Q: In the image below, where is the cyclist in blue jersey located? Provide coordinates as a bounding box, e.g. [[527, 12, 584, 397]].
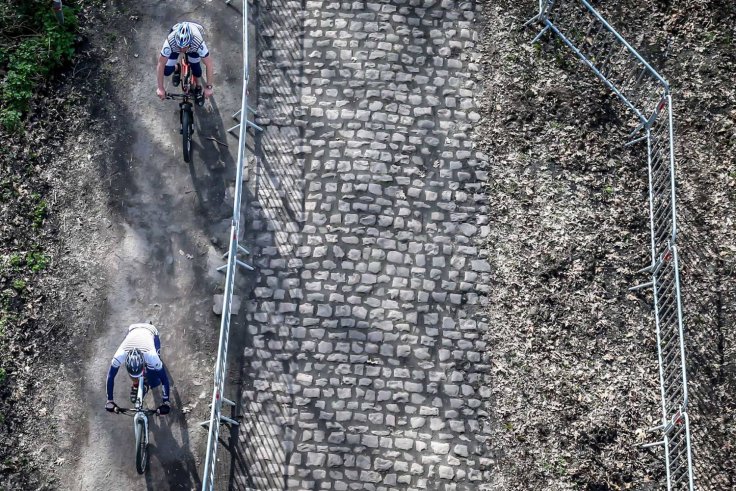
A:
[[156, 21, 215, 101], [105, 323, 171, 415]]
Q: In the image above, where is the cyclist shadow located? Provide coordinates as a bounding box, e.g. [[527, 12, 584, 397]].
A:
[[144, 380, 201, 490], [184, 96, 238, 222]]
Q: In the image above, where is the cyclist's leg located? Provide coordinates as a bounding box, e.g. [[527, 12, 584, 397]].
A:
[[146, 372, 162, 402], [187, 53, 203, 78], [163, 51, 180, 77]]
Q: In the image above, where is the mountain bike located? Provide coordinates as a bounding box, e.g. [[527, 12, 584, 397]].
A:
[[112, 375, 160, 474], [165, 56, 204, 163]]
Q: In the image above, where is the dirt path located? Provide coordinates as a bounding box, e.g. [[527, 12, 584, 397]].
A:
[[56, 2, 248, 489]]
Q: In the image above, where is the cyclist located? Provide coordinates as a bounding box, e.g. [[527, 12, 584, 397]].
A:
[[156, 21, 214, 102], [105, 323, 171, 415]]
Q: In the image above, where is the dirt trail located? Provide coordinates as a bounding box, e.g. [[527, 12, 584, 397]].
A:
[[56, 1, 248, 489]]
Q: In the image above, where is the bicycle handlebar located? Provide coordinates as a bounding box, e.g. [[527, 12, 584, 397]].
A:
[[114, 407, 161, 416], [165, 92, 189, 100]]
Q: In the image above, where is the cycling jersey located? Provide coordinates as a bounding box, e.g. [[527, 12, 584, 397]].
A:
[[110, 323, 162, 370], [160, 22, 209, 59], [106, 323, 170, 402]]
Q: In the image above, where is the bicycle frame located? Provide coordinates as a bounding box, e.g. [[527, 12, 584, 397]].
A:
[[180, 55, 198, 95], [165, 54, 199, 163], [165, 55, 198, 104]]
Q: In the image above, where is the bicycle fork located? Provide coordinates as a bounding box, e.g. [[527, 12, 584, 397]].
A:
[[134, 412, 149, 446]]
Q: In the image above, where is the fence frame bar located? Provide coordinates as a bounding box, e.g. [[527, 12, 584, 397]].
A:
[[527, 2, 694, 489], [200, 0, 259, 489]]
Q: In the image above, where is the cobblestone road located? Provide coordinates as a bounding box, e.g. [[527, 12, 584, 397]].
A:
[[234, 0, 492, 488]]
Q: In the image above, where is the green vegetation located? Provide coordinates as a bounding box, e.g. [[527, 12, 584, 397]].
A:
[[31, 195, 47, 228], [3, 250, 49, 274], [0, 1, 79, 132], [8, 254, 23, 268], [26, 251, 49, 272]]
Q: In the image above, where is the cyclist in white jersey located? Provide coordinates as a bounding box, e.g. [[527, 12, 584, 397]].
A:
[[105, 323, 171, 415], [156, 21, 215, 101]]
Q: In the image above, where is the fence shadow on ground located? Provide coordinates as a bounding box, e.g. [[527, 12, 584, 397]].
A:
[[677, 216, 736, 490]]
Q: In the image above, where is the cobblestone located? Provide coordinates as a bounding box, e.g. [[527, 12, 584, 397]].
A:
[[239, 0, 491, 487]]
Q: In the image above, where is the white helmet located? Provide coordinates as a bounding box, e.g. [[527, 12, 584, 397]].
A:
[[173, 23, 192, 49]]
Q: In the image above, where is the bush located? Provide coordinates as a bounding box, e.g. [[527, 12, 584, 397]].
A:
[[0, 3, 79, 132]]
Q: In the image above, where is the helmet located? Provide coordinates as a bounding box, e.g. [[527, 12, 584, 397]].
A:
[[173, 23, 192, 49], [125, 348, 145, 377]]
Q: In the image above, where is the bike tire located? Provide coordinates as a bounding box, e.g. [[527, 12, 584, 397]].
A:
[[135, 419, 147, 475], [182, 109, 193, 163]]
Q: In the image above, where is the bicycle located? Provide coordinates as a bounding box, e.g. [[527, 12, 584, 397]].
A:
[[111, 375, 162, 474], [165, 55, 204, 163]]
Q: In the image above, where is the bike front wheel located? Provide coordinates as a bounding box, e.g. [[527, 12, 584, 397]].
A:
[[135, 419, 148, 474], [182, 109, 193, 163]]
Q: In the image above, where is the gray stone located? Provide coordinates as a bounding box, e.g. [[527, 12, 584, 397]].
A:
[[431, 442, 450, 454], [307, 452, 326, 466], [438, 465, 455, 479], [395, 438, 413, 450], [454, 444, 469, 457]]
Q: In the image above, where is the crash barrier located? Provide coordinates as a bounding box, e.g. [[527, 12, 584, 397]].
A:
[[527, 1, 694, 489], [200, 0, 262, 489]]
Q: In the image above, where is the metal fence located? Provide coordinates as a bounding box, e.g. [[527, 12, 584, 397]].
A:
[[527, 1, 694, 489], [200, 0, 261, 489]]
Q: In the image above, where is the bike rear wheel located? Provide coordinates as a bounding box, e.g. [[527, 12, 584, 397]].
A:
[[182, 109, 193, 163], [135, 419, 147, 474]]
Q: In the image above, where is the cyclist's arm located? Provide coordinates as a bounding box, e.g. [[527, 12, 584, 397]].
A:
[[148, 364, 170, 402], [146, 352, 170, 402], [106, 350, 126, 401], [106, 364, 119, 401], [156, 55, 167, 92], [157, 364, 171, 402], [202, 55, 214, 88]]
